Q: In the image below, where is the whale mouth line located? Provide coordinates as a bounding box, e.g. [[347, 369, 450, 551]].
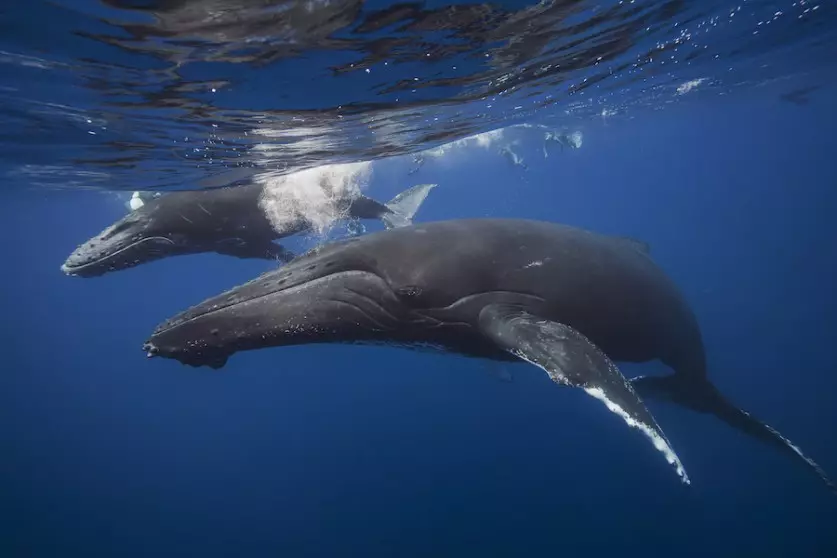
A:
[[62, 236, 176, 273], [151, 269, 386, 337]]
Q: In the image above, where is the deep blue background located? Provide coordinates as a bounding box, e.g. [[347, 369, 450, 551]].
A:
[[2, 86, 837, 556]]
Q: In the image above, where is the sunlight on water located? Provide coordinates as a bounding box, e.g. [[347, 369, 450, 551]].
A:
[[422, 129, 508, 159], [0, 0, 833, 191]]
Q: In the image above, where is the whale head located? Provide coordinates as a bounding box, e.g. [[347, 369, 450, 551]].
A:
[[142, 242, 415, 368], [61, 198, 192, 277]]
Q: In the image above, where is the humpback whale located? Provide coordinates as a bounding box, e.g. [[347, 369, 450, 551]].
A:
[[61, 181, 436, 278], [543, 130, 583, 158], [143, 218, 834, 494]]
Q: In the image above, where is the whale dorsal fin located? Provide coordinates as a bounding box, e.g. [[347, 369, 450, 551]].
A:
[[614, 236, 651, 254], [477, 303, 689, 485]]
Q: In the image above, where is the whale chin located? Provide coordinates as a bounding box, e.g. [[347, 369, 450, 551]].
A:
[[144, 269, 406, 368], [62, 236, 177, 277]]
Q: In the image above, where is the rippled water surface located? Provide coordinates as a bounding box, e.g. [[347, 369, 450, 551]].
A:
[[1, 0, 835, 191]]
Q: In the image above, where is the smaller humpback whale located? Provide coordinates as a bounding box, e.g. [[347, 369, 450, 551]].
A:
[[143, 219, 835, 494], [61, 182, 436, 278], [498, 145, 527, 170], [407, 154, 425, 176], [543, 130, 583, 158], [779, 84, 822, 106]]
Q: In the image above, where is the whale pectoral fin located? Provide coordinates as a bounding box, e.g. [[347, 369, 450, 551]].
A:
[[478, 304, 690, 485], [214, 239, 296, 263]]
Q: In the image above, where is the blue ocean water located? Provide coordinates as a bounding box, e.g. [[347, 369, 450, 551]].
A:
[[2, 1, 837, 556]]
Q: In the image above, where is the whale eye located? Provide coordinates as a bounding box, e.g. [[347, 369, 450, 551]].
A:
[[396, 285, 422, 298]]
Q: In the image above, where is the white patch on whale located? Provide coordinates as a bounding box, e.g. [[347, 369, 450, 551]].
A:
[[423, 128, 507, 159], [583, 386, 690, 485], [129, 191, 144, 211], [512, 348, 689, 485], [676, 78, 707, 95], [255, 161, 373, 236]]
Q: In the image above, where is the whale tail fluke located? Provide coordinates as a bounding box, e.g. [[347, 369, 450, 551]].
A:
[[632, 373, 837, 496], [380, 183, 437, 229]]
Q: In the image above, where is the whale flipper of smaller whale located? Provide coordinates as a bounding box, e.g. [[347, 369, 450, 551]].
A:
[[213, 238, 296, 263], [499, 146, 527, 170], [779, 85, 822, 106], [631, 374, 837, 495], [480, 303, 689, 484]]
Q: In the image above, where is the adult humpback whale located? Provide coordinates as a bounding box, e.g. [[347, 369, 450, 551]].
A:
[[61, 181, 436, 278], [143, 218, 834, 494]]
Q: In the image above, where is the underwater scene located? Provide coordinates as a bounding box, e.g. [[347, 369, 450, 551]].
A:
[[1, 1, 836, 556]]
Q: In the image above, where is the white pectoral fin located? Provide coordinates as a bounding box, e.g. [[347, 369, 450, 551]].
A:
[[478, 303, 690, 485]]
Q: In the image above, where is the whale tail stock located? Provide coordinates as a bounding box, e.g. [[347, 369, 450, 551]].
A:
[[631, 373, 836, 496], [380, 183, 437, 229]]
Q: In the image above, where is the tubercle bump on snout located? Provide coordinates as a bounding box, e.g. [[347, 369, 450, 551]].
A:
[[143, 268, 402, 367], [148, 263, 359, 337], [143, 342, 158, 358]]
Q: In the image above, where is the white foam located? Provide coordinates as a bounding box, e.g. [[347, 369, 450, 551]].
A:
[[676, 78, 707, 95], [250, 125, 336, 154], [255, 161, 373, 236], [423, 128, 507, 159]]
